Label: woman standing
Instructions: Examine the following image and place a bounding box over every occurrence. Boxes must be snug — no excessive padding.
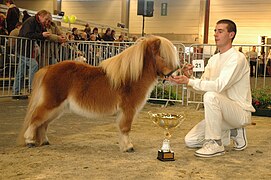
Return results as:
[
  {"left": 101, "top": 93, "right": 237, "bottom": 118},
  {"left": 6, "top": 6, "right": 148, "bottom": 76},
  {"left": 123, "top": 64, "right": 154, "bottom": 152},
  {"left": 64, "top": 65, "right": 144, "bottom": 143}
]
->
[{"left": 5, "top": 0, "right": 20, "bottom": 34}]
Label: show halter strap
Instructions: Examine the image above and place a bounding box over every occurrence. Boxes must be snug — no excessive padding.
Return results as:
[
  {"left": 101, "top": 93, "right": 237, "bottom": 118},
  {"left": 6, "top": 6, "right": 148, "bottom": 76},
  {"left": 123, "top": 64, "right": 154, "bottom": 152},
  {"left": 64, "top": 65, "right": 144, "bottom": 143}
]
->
[{"left": 162, "top": 61, "right": 192, "bottom": 83}]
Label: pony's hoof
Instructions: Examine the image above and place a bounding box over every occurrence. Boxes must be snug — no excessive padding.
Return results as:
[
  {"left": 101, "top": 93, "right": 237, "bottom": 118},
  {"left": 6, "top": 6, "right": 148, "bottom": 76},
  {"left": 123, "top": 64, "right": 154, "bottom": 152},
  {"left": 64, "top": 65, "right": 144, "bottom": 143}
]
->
[
  {"left": 41, "top": 141, "right": 50, "bottom": 146},
  {"left": 126, "top": 147, "right": 134, "bottom": 152},
  {"left": 26, "top": 143, "right": 36, "bottom": 148}
]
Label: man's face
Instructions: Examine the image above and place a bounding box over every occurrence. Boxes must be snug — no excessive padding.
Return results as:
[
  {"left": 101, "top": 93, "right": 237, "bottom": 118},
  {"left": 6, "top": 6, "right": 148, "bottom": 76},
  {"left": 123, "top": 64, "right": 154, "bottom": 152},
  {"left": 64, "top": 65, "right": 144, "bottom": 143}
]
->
[
  {"left": 39, "top": 14, "right": 52, "bottom": 26},
  {"left": 214, "top": 23, "right": 234, "bottom": 48},
  {"left": 45, "top": 20, "right": 52, "bottom": 28}
]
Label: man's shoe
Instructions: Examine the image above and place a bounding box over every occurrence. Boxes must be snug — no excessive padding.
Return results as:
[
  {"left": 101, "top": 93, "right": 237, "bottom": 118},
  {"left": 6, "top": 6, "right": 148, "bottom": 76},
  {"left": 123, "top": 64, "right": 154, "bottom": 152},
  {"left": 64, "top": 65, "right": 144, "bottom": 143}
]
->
[
  {"left": 185, "top": 138, "right": 206, "bottom": 148},
  {"left": 194, "top": 140, "right": 225, "bottom": 158},
  {"left": 12, "top": 95, "right": 20, "bottom": 100},
  {"left": 230, "top": 128, "right": 247, "bottom": 151},
  {"left": 12, "top": 95, "right": 28, "bottom": 100}
]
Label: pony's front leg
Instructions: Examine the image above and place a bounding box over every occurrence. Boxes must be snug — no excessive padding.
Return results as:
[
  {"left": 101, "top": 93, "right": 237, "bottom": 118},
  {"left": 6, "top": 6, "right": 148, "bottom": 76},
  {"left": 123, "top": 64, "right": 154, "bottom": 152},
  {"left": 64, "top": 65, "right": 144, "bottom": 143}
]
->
[{"left": 117, "top": 112, "right": 135, "bottom": 152}]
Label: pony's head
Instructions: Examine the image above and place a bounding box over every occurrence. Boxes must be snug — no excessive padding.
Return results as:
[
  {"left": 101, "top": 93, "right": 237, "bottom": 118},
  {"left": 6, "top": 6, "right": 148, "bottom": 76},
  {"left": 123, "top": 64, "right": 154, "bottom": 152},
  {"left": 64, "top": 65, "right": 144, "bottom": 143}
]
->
[
  {"left": 140, "top": 35, "right": 180, "bottom": 78},
  {"left": 100, "top": 35, "right": 179, "bottom": 88}
]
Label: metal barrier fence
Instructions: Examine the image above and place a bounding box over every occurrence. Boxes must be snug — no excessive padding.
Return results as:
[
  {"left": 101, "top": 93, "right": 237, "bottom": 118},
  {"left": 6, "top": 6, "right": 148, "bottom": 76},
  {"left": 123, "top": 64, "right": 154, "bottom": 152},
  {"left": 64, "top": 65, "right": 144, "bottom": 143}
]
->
[
  {"left": 0, "top": 35, "right": 186, "bottom": 105},
  {"left": 1, "top": 35, "right": 269, "bottom": 106}
]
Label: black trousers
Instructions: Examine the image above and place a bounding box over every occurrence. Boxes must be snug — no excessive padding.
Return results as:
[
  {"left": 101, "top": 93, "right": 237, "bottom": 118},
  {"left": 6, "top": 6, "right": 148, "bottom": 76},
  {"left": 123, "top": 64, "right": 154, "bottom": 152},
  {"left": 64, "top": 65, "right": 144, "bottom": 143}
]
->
[{"left": 250, "top": 61, "right": 257, "bottom": 77}]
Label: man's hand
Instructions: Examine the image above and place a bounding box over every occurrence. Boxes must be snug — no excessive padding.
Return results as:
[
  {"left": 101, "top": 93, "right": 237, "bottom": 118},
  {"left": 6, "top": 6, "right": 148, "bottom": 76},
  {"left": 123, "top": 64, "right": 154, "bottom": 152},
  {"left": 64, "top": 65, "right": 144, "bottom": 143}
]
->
[
  {"left": 182, "top": 63, "right": 194, "bottom": 78},
  {"left": 168, "top": 75, "right": 189, "bottom": 84},
  {"left": 58, "top": 36, "right": 67, "bottom": 43},
  {"left": 42, "top": 32, "right": 51, "bottom": 38}
]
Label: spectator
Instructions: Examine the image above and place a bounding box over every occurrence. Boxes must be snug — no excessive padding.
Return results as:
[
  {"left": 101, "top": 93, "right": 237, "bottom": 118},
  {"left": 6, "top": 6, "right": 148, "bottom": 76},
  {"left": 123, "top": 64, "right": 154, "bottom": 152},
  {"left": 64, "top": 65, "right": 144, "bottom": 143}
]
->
[
  {"left": 66, "top": 31, "right": 73, "bottom": 40},
  {"left": 102, "top": 28, "right": 113, "bottom": 41},
  {"left": 92, "top": 27, "right": 101, "bottom": 41},
  {"left": 8, "top": 21, "right": 22, "bottom": 48},
  {"left": 12, "top": 10, "right": 52, "bottom": 99},
  {"left": 72, "top": 27, "right": 81, "bottom": 40},
  {"left": 84, "top": 23, "right": 91, "bottom": 40},
  {"left": 267, "top": 49, "right": 271, "bottom": 75},
  {"left": 238, "top": 46, "right": 243, "bottom": 53},
  {"left": 46, "top": 20, "right": 66, "bottom": 64},
  {"left": 80, "top": 32, "right": 88, "bottom": 41},
  {"left": 114, "top": 34, "right": 124, "bottom": 46},
  {"left": 72, "top": 27, "right": 80, "bottom": 40},
  {"left": 5, "top": 0, "right": 20, "bottom": 34},
  {"left": 0, "top": 13, "right": 8, "bottom": 45},
  {"left": 258, "top": 51, "right": 265, "bottom": 76},
  {"left": 246, "top": 46, "right": 258, "bottom": 77},
  {"left": 46, "top": 20, "right": 66, "bottom": 43},
  {"left": 110, "top": 29, "right": 116, "bottom": 41},
  {"left": 89, "top": 33, "right": 96, "bottom": 41},
  {"left": 114, "top": 34, "right": 126, "bottom": 54},
  {"left": 22, "top": 10, "right": 31, "bottom": 22},
  {"left": 131, "top": 35, "right": 138, "bottom": 42},
  {"left": 0, "top": 13, "right": 6, "bottom": 29}
]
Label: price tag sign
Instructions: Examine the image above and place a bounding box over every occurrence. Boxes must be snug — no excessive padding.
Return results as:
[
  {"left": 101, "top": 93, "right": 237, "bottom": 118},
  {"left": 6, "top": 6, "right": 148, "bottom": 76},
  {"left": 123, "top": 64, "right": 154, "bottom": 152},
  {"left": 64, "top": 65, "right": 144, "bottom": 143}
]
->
[{"left": 192, "top": 59, "right": 204, "bottom": 72}]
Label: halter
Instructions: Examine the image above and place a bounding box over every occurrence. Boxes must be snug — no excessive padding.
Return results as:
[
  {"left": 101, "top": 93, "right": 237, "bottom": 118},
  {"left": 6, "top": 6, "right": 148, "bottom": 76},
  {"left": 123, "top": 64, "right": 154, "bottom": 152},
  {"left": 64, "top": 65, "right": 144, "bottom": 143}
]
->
[
  {"left": 162, "top": 68, "right": 180, "bottom": 83},
  {"left": 162, "top": 61, "right": 190, "bottom": 83}
]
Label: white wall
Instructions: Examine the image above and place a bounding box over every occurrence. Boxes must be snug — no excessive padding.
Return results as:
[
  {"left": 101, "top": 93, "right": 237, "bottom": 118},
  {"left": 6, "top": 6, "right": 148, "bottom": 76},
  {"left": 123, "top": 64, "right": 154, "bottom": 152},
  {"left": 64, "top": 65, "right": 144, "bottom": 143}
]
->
[
  {"left": 16, "top": 0, "right": 55, "bottom": 13},
  {"left": 129, "top": 0, "right": 200, "bottom": 43},
  {"left": 209, "top": 0, "right": 271, "bottom": 44},
  {"left": 61, "top": 0, "right": 122, "bottom": 29},
  {"left": 129, "top": 0, "right": 200, "bottom": 34}
]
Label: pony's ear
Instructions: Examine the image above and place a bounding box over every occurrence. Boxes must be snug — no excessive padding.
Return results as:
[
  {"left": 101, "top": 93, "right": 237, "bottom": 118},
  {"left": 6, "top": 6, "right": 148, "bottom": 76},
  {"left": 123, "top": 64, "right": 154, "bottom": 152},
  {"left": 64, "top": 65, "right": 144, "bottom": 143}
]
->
[{"left": 150, "top": 38, "right": 161, "bottom": 55}]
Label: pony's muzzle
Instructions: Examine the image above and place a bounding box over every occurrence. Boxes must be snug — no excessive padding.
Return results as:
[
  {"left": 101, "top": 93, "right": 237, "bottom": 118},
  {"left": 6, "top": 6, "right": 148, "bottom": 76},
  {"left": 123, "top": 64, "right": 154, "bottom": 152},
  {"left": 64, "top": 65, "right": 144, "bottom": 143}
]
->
[{"left": 162, "top": 68, "right": 180, "bottom": 83}]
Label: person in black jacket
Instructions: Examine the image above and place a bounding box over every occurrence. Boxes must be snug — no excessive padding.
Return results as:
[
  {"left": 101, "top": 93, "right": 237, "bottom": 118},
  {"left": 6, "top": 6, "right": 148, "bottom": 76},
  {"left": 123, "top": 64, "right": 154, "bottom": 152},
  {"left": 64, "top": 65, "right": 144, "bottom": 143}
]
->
[
  {"left": 12, "top": 10, "right": 51, "bottom": 99},
  {"left": 5, "top": 0, "right": 20, "bottom": 34},
  {"left": 91, "top": 27, "right": 101, "bottom": 41},
  {"left": 102, "top": 28, "right": 113, "bottom": 41},
  {"left": 22, "top": 10, "right": 31, "bottom": 22}
]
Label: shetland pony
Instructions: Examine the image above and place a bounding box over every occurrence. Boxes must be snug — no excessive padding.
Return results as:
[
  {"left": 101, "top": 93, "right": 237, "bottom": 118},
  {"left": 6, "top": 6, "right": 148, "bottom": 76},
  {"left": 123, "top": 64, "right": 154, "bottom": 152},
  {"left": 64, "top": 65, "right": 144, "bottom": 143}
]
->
[{"left": 18, "top": 35, "right": 179, "bottom": 152}]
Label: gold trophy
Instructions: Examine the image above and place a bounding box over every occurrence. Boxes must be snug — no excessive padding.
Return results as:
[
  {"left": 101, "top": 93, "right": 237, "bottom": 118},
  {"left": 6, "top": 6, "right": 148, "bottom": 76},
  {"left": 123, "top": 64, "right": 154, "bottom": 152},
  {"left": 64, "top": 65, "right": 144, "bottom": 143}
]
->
[{"left": 149, "top": 112, "right": 184, "bottom": 161}]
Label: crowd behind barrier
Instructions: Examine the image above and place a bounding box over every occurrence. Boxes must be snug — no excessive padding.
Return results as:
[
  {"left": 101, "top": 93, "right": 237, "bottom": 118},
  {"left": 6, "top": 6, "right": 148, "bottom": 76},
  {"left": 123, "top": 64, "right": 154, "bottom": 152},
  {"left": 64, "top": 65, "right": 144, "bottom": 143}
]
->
[
  {"left": 0, "top": 35, "right": 270, "bottom": 106},
  {"left": 0, "top": 4, "right": 129, "bottom": 38}
]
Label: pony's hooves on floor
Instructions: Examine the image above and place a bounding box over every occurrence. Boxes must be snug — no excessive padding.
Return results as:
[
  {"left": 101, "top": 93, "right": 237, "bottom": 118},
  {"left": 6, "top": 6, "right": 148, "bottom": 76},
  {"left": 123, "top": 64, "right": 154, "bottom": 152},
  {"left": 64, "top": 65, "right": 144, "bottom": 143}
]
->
[
  {"left": 126, "top": 147, "right": 135, "bottom": 152},
  {"left": 42, "top": 141, "right": 50, "bottom": 146},
  {"left": 26, "top": 143, "right": 36, "bottom": 148}
]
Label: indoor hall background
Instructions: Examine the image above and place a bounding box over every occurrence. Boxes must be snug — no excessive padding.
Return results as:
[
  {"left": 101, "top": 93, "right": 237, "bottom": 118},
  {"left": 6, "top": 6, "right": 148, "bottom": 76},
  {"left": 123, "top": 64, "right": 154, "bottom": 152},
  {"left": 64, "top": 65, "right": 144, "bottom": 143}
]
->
[{"left": 13, "top": 0, "right": 271, "bottom": 44}]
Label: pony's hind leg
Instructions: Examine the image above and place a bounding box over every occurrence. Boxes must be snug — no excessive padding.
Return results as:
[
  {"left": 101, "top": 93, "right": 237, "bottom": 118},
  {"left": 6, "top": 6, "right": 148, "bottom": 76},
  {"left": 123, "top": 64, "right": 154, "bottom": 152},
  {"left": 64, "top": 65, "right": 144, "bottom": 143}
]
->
[
  {"left": 117, "top": 111, "right": 135, "bottom": 152},
  {"left": 36, "top": 122, "right": 50, "bottom": 146},
  {"left": 24, "top": 104, "right": 65, "bottom": 147}
]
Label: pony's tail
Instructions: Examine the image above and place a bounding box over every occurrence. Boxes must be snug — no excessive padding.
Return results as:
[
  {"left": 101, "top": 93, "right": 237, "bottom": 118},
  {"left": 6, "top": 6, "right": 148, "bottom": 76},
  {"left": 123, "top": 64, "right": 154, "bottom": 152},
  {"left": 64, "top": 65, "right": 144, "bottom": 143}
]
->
[{"left": 17, "top": 67, "right": 48, "bottom": 146}]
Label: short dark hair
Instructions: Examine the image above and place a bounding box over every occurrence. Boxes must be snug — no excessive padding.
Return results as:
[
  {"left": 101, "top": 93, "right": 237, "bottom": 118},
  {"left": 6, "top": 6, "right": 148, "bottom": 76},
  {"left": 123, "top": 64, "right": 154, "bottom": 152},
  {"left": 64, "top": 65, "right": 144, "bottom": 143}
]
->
[
  {"left": 72, "top": 27, "right": 77, "bottom": 33},
  {"left": 93, "top": 27, "right": 98, "bottom": 31},
  {"left": 217, "top": 19, "right": 237, "bottom": 41},
  {"left": 6, "top": 0, "right": 14, "bottom": 4}
]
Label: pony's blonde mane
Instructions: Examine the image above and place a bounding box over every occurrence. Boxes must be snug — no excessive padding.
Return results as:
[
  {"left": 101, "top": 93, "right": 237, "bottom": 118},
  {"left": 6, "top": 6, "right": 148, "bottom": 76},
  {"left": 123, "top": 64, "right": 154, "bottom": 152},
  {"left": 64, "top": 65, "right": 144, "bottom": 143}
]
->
[{"left": 100, "top": 35, "right": 179, "bottom": 88}]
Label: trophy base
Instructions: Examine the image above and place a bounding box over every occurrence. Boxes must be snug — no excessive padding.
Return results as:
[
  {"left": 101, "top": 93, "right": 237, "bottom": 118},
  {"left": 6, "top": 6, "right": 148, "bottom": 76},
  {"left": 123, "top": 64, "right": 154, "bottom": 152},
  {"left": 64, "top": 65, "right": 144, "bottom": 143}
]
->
[{"left": 157, "top": 150, "right": 175, "bottom": 161}]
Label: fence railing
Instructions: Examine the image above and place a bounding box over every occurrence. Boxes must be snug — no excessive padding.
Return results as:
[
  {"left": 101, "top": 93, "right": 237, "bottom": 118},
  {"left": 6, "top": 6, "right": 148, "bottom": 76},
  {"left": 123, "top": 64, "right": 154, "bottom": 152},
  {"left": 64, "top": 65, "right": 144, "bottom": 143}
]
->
[
  {"left": 1, "top": 35, "right": 270, "bottom": 107},
  {"left": 0, "top": 35, "right": 186, "bottom": 105}
]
